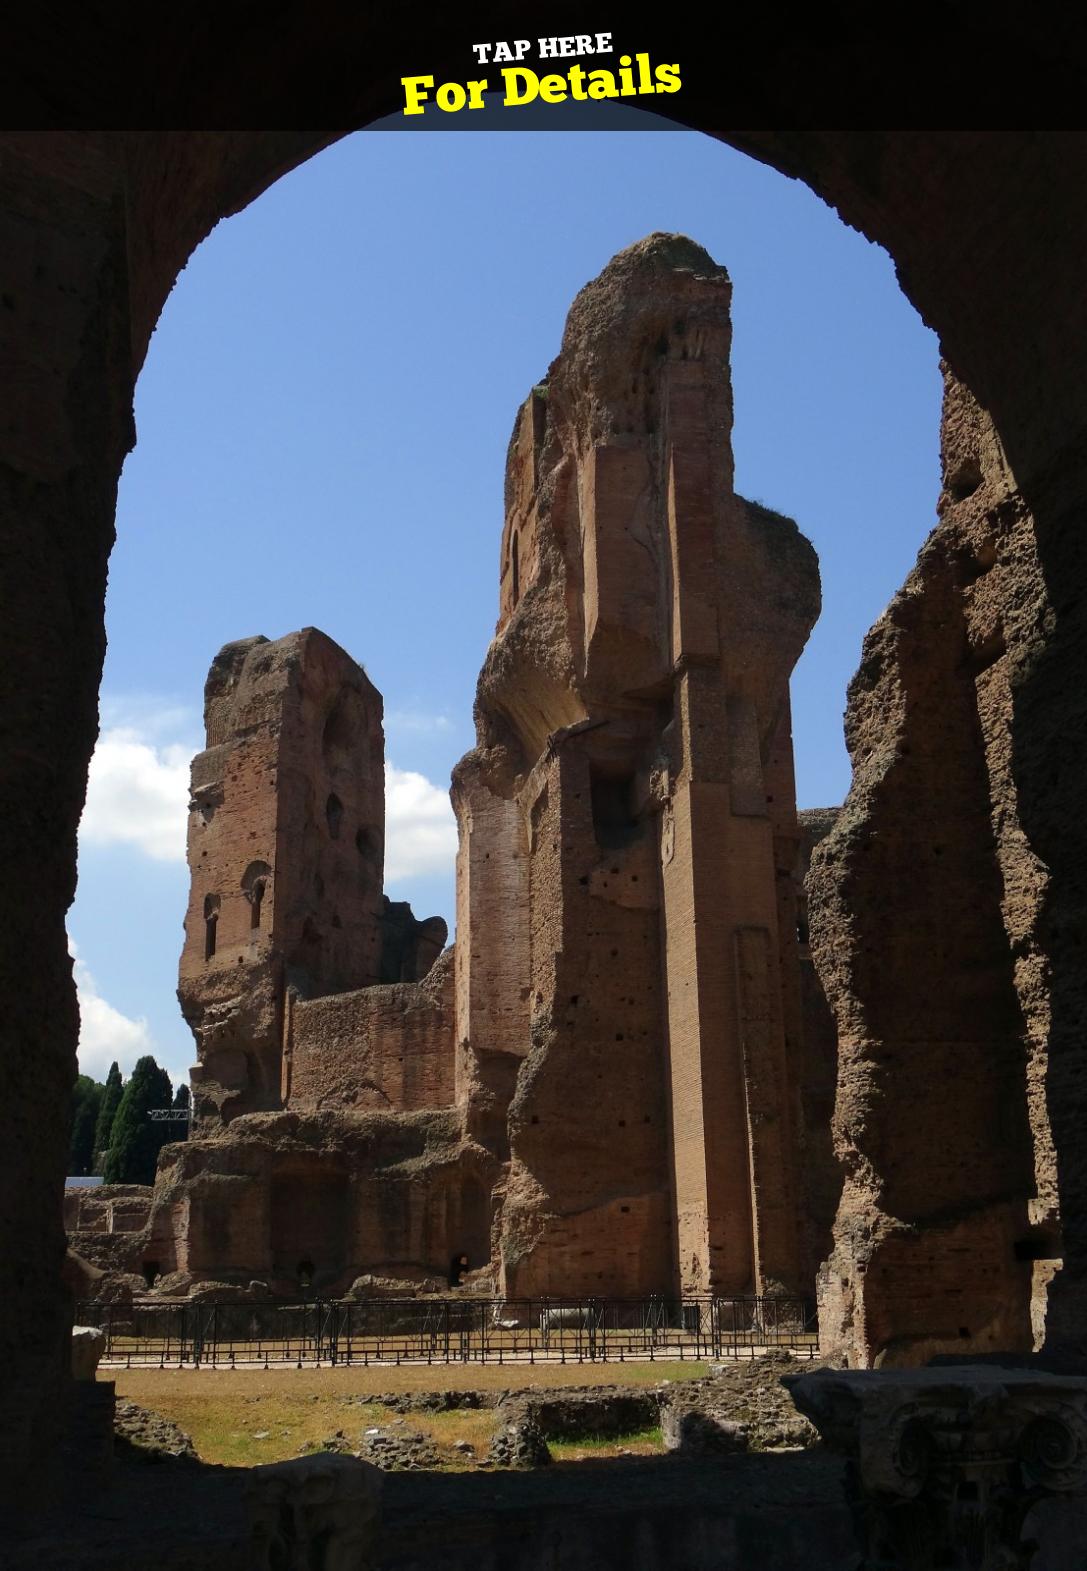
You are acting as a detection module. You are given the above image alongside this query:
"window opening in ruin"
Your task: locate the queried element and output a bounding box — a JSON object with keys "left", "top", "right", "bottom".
{"left": 203, "top": 894, "right": 220, "bottom": 960}
{"left": 590, "top": 767, "right": 641, "bottom": 850}
{"left": 326, "top": 792, "right": 343, "bottom": 839}
{"left": 511, "top": 531, "right": 520, "bottom": 607}
{"left": 241, "top": 860, "right": 271, "bottom": 930}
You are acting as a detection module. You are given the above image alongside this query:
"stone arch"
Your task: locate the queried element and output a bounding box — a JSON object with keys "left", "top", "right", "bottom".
{"left": 4, "top": 97, "right": 1087, "bottom": 1510}
{"left": 241, "top": 859, "right": 271, "bottom": 929}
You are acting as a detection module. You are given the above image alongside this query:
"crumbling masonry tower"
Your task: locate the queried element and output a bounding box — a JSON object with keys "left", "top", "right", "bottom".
{"left": 98, "top": 236, "right": 825, "bottom": 1305}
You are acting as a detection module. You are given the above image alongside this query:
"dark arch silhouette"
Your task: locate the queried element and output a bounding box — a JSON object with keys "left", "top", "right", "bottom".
{"left": 2, "top": 55, "right": 1085, "bottom": 1518}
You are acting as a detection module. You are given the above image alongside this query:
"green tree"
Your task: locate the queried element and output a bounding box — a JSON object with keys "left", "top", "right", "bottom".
{"left": 69, "top": 1074, "right": 104, "bottom": 1175}
{"left": 103, "top": 1057, "right": 173, "bottom": 1185}
{"left": 93, "top": 1061, "right": 124, "bottom": 1168}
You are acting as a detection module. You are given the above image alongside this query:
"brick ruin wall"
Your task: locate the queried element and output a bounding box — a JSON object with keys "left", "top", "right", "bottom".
{"left": 811, "top": 369, "right": 1059, "bottom": 1366}
{"left": 287, "top": 949, "right": 456, "bottom": 1114}
{"left": 77, "top": 234, "right": 1071, "bottom": 1365}
{"left": 68, "top": 236, "right": 837, "bottom": 1310}
{"left": 453, "top": 234, "right": 823, "bottom": 1302}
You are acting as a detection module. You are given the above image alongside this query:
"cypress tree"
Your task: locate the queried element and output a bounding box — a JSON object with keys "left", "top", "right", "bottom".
{"left": 103, "top": 1057, "right": 173, "bottom": 1185}
{"left": 69, "top": 1074, "right": 104, "bottom": 1175}
{"left": 93, "top": 1061, "right": 123, "bottom": 1169}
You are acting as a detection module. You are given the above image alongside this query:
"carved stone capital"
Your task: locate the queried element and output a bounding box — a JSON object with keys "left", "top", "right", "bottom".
{"left": 785, "top": 1366, "right": 1087, "bottom": 1568}
{"left": 246, "top": 1453, "right": 383, "bottom": 1571}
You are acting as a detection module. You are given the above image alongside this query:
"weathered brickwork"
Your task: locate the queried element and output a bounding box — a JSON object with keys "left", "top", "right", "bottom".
{"left": 180, "top": 629, "right": 387, "bottom": 1122}
{"left": 454, "top": 234, "right": 821, "bottom": 1300}
{"left": 78, "top": 236, "right": 827, "bottom": 1309}
{"left": 811, "top": 369, "right": 1055, "bottom": 1366}
{"left": 288, "top": 950, "right": 456, "bottom": 1114}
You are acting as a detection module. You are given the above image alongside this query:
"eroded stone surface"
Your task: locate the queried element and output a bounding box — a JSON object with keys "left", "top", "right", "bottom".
{"left": 246, "top": 1453, "right": 382, "bottom": 1571}
{"left": 810, "top": 370, "right": 1058, "bottom": 1367}
{"left": 114, "top": 1398, "right": 197, "bottom": 1463}
{"left": 455, "top": 233, "right": 821, "bottom": 1300}
{"left": 69, "top": 237, "right": 826, "bottom": 1308}
{"left": 787, "top": 1365, "right": 1087, "bottom": 1568}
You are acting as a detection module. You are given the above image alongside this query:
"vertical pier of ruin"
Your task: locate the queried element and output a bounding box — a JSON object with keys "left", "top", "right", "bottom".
{"left": 179, "top": 629, "right": 386, "bottom": 1123}
{"left": 454, "top": 234, "right": 821, "bottom": 1298}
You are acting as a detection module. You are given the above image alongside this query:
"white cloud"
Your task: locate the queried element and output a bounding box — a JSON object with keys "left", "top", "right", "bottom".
{"left": 384, "top": 762, "right": 457, "bottom": 881}
{"left": 78, "top": 700, "right": 456, "bottom": 885}
{"left": 99, "top": 694, "right": 196, "bottom": 740}
{"left": 69, "top": 939, "right": 156, "bottom": 1081}
{"left": 386, "top": 707, "right": 453, "bottom": 735}
{"left": 80, "top": 725, "right": 191, "bottom": 862}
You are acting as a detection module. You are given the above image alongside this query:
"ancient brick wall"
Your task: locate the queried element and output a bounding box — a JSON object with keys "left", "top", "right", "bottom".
{"left": 7, "top": 112, "right": 1087, "bottom": 1528}
{"left": 794, "top": 808, "right": 842, "bottom": 1281}
{"left": 180, "top": 629, "right": 386, "bottom": 1122}
{"left": 64, "top": 1185, "right": 153, "bottom": 1236}
{"left": 288, "top": 948, "right": 456, "bottom": 1114}
{"left": 145, "top": 1111, "right": 495, "bottom": 1294}
{"left": 810, "top": 368, "right": 1049, "bottom": 1365}
{"left": 456, "top": 236, "right": 820, "bottom": 1301}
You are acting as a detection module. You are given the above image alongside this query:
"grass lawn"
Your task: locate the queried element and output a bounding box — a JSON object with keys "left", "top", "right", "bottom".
{"left": 112, "top": 1360, "right": 707, "bottom": 1468}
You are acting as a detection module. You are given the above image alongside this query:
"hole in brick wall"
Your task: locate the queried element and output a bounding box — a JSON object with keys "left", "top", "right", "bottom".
{"left": 203, "top": 893, "right": 220, "bottom": 959}
{"left": 590, "top": 766, "right": 642, "bottom": 850}
{"left": 947, "top": 459, "right": 982, "bottom": 502}
{"left": 620, "top": 1205, "right": 630, "bottom": 1213}
{"left": 1014, "top": 1234, "right": 1059, "bottom": 1261}
{"left": 531, "top": 1115, "right": 539, "bottom": 1124}
{"left": 326, "top": 792, "right": 343, "bottom": 838}
{"left": 242, "top": 860, "right": 271, "bottom": 928}
{"left": 322, "top": 688, "right": 363, "bottom": 768}
{"left": 958, "top": 1326, "right": 971, "bottom": 1338}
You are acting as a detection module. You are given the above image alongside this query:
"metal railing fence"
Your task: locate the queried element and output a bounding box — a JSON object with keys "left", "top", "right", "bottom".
{"left": 76, "top": 1294, "right": 818, "bottom": 1369}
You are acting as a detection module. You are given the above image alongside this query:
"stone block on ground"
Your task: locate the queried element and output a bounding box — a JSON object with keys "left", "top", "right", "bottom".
{"left": 71, "top": 1324, "right": 105, "bottom": 1381}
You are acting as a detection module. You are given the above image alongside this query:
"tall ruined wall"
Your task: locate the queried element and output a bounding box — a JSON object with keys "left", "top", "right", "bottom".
{"left": 795, "top": 807, "right": 843, "bottom": 1281}
{"left": 811, "top": 367, "right": 1054, "bottom": 1366}
{"left": 288, "top": 947, "right": 456, "bottom": 1114}
{"left": 180, "top": 629, "right": 386, "bottom": 1122}
{"left": 453, "top": 234, "right": 820, "bottom": 1301}
{"left": 114, "top": 1111, "right": 495, "bottom": 1296}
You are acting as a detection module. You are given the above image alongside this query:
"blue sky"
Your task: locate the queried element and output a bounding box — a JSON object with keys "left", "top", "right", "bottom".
{"left": 68, "top": 127, "right": 941, "bottom": 1087}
